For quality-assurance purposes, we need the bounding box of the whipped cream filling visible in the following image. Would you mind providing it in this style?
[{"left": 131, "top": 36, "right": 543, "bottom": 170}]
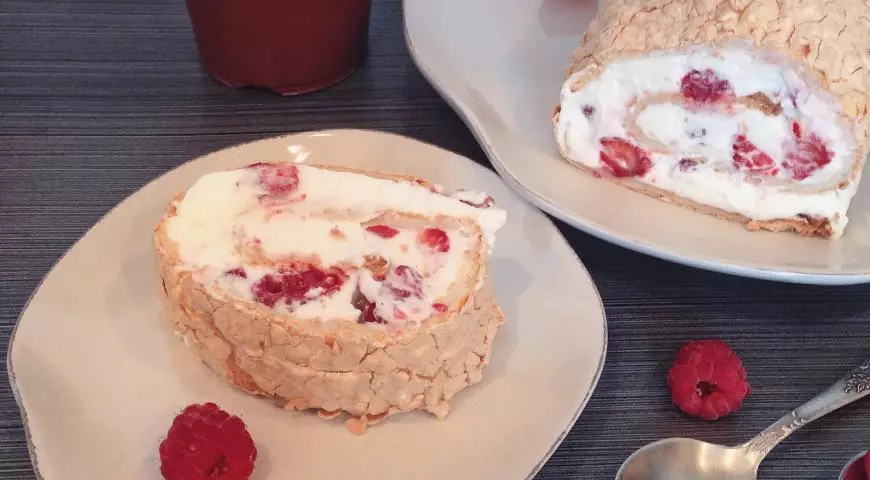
[
  {"left": 166, "top": 164, "right": 506, "bottom": 326},
  {"left": 555, "top": 42, "right": 858, "bottom": 235}
]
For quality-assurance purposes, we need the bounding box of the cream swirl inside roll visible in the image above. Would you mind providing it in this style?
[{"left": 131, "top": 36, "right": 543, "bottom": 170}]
[
  {"left": 556, "top": 41, "right": 860, "bottom": 236},
  {"left": 165, "top": 162, "right": 506, "bottom": 327}
]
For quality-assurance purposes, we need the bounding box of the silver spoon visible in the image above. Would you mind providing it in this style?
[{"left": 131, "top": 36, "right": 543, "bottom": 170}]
[{"left": 616, "top": 359, "right": 870, "bottom": 480}]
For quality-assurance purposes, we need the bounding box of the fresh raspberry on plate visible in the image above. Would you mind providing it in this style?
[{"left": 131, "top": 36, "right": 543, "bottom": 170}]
[
  {"left": 159, "top": 402, "right": 257, "bottom": 480},
  {"left": 667, "top": 339, "right": 750, "bottom": 421}
]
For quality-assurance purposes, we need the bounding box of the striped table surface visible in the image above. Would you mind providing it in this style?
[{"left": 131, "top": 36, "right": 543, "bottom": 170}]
[{"left": 2, "top": 0, "right": 869, "bottom": 478}]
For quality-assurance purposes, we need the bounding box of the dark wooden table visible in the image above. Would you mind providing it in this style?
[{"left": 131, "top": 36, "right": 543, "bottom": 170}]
[{"left": 3, "top": 0, "right": 870, "bottom": 478}]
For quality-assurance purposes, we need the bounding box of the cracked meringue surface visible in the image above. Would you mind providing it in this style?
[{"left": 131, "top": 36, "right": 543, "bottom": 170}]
[{"left": 153, "top": 163, "right": 507, "bottom": 433}]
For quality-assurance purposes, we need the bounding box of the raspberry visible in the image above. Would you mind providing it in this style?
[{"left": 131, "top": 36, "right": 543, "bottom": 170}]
[
  {"left": 732, "top": 135, "right": 778, "bottom": 175},
  {"left": 158, "top": 402, "right": 257, "bottom": 480},
  {"left": 251, "top": 274, "right": 284, "bottom": 307},
  {"left": 680, "top": 69, "right": 733, "bottom": 103},
  {"left": 667, "top": 339, "right": 750, "bottom": 421},
  {"left": 251, "top": 265, "right": 346, "bottom": 308},
  {"left": 366, "top": 224, "right": 400, "bottom": 239},
  {"left": 432, "top": 303, "right": 448, "bottom": 312},
  {"left": 582, "top": 105, "right": 596, "bottom": 118},
  {"left": 417, "top": 228, "right": 450, "bottom": 253},
  {"left": 247, "top": 162, "right": 299, "bottom": 197},
  {"left": 599, "top": 137, "right": 652, "bottom": 178},
  {"left": 782, "top": 133, "right": 833, "bottom": 181}
]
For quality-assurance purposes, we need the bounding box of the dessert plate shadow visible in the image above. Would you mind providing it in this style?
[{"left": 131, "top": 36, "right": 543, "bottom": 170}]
[
  {"left": 403, "top": 0, "right": 870, "bottom": 285},
  {"left": 7, "top": 129, "right": 607, "bottom": 480}
]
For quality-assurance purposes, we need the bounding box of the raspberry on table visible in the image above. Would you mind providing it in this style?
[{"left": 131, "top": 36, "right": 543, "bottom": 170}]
[
  {"left": 159, "top": 402, "right": 257, "bottom": 480},
  {"left": 667, "top": 339, "right": 750, "bottom": 421}
]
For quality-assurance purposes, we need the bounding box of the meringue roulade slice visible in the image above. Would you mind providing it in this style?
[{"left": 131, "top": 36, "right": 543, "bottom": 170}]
[
  {"left": 554, "top": 0, "right": 870, "bottom": 237},
  {"left": 153, "top": 162, "right": 507, "bottom": 433}
]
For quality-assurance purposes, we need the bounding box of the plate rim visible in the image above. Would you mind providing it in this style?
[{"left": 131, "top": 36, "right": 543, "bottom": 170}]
[
  {"left": 6, "top": 128, "right": 608, "bottom": 480},
  {"left": 401, "top": 0, "right": 870, "bottom": 286}
]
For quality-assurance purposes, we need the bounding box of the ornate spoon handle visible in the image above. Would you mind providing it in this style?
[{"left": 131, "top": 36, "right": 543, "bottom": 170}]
[{"left": 741, "top": 358, "right": 870, "bottom": 464}]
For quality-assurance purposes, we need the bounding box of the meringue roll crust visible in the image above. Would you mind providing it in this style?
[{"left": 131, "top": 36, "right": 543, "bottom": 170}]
[
  {"left": 554, "top": 0, "right": 869, "bottom": 237},
  {"left": 153, "top": 162, "right": 507, "bottom": 433}
]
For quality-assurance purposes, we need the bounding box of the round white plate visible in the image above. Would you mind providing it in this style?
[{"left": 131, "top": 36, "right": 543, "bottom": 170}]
[
  {"left": 403, "top": 0, "right": 870, "bottom": 285},
  {"left": 8, "top": 130, "right": 606, "bottom": 480}
]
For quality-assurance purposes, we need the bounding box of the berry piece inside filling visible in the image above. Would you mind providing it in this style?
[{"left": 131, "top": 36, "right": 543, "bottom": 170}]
[
  {"left": 667, "top": 339, "right": 750, "bottom": 421},
  {"left": 366, "top": 224, "right": 400, "bottom": 239},
  {"left": 417, "top": 228, "right": 450, "bottom": 253},
  {"left": 732, "top": 135, "right": 777, "bottom": 175},
  {"left": 792, "top": 121, "right": 802, "bottom": 139},
  {"left": 158, "top": 402, "right": 257, "bottom": 480},
  {"left": 680, "top": 69, "right": 733, "bottom": 104},
  {"left": 251, "top": 265, "right": 346, "bottom": 308},
  {"left": 582, "top": 105, "right": 596, "bottom": 118},
  {"left": 386, "top": 265, "right": 424, "bottom": 299},
  {"left": 599, "top": 137, "right": 652, "bottom": 178},
  {"left": 782, "top": 133, "right": 833, "bottom": 181},
  {"left": 248, "top": 162, "right": 299, "bottom": 197}
]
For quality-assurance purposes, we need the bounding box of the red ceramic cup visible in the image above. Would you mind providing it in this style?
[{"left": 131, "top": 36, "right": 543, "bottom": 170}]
[
  {"left": 840, "top": 449, "right": 869, "bottom": 480},
  {"left": 185, "top": 0, "right": 372, "bottom": 95}
]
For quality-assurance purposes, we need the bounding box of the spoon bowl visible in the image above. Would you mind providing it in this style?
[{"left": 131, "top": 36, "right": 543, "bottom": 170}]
[
  {"left": 617, "top": 359, "right": 870, "bottom": 480},
  {"left": 616, "top": 438, "right": 757, "bottom": 480}
]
